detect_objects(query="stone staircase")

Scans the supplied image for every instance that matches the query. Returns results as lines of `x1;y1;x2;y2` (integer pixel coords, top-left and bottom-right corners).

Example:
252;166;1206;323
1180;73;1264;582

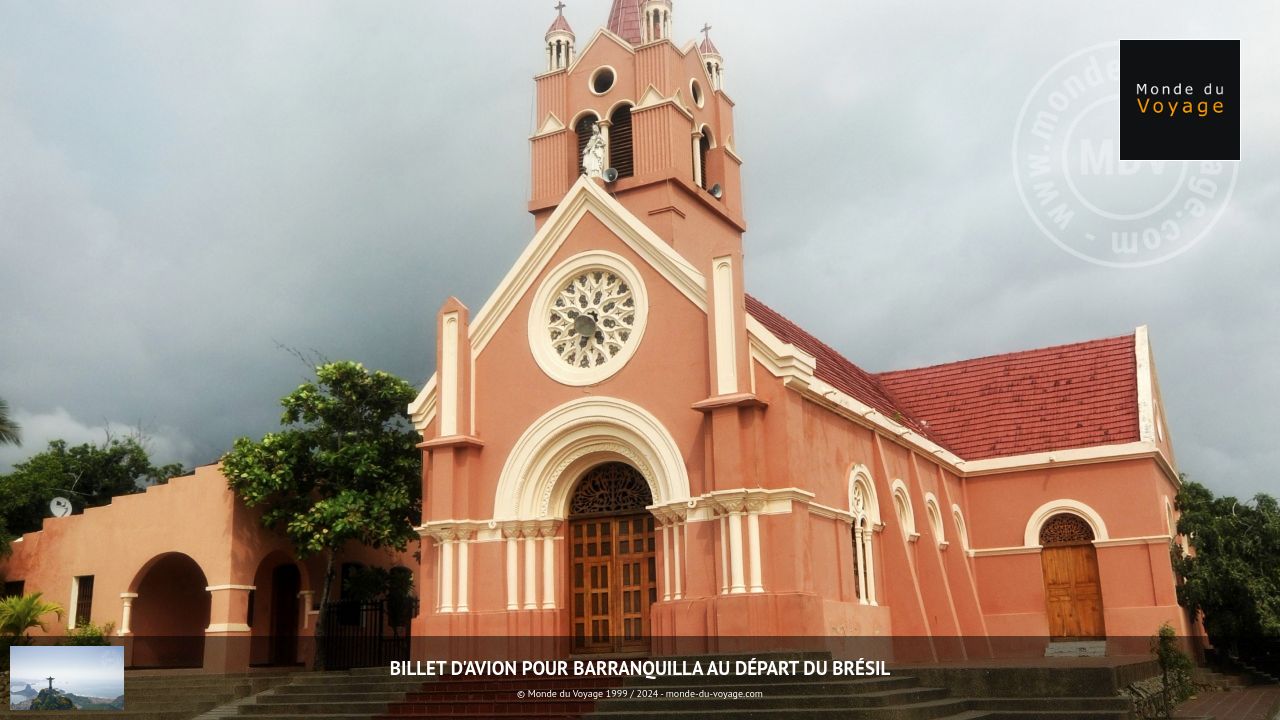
209;667;427;720
14;671;298;720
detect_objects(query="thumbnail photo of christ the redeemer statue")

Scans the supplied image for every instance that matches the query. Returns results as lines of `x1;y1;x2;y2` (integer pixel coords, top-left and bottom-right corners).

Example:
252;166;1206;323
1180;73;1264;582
8;646;125;711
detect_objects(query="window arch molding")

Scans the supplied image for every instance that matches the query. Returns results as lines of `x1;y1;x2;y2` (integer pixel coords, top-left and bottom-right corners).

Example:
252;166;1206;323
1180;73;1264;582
847;464;880;606
847;464;881;527
924;492;947;548
951;504;971;553
890;479;918;541
1023;499;1109;547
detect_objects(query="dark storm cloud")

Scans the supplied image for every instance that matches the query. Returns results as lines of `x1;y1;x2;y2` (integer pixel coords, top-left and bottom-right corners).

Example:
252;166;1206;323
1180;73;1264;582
1;0;1276;497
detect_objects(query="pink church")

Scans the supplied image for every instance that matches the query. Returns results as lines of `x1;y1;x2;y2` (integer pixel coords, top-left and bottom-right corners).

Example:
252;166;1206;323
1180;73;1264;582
408;0;1191;659
0;0;1193;671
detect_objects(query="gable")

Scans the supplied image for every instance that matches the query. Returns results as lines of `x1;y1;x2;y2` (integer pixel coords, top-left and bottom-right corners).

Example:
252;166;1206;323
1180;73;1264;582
409;176;707;428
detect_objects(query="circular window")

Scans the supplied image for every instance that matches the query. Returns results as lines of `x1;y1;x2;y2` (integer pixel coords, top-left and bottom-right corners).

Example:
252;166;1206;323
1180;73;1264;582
528;251;648;386
590;66;616;95
690;79;704;108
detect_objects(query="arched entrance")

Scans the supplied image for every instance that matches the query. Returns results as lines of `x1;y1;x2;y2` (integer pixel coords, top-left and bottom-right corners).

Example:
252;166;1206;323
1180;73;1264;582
249;553;304;667
567;462;657;654
129;553;211;668
1039;513;1106;640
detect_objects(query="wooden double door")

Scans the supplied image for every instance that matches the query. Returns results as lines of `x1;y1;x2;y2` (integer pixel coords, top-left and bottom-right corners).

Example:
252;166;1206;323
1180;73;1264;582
569;513;657;654
1041;542;1106;640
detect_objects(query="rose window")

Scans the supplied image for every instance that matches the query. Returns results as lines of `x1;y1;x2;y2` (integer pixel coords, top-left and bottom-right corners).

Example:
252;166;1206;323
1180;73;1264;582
547;269;636;369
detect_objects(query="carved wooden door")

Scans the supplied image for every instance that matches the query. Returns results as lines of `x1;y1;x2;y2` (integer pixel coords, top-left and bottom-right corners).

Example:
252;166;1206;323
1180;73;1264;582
1040;514;1106;640
567;462;656;654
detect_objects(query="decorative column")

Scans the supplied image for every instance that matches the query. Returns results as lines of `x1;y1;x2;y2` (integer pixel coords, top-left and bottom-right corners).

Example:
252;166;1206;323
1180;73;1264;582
671;508;686;600
718;506;730;594
438;530;456;613
746;497;764;593
852;522;867;604
522;523;538;610
118;593;138;636
456;530;473;613
540;521;559;610
297;590;315;629
504;524;520;610
725;498;746;594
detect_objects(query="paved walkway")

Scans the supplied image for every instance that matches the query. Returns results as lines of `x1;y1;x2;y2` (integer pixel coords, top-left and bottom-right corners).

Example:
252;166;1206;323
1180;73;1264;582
1175;686;1280;720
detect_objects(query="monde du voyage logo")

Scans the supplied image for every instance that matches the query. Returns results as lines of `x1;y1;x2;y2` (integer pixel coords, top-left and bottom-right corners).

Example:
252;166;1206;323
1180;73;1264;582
1121;40;1240;161
1013;40;1240;268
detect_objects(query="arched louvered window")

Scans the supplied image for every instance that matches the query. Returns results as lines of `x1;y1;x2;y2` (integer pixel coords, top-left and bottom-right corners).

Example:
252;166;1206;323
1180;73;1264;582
697;128;712;190
609;105;634;179
850;473;878;605
574;113;599;176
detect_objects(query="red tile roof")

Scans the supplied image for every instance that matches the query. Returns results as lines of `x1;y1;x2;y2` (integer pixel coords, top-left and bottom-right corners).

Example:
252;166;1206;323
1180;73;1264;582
698;35;720;56
878;335;1139;460
546;9;574;37
745;294;1141;461
606;0;643;44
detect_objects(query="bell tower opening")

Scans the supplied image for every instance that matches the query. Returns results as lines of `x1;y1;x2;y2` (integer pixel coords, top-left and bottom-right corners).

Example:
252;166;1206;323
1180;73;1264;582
567;462;657;654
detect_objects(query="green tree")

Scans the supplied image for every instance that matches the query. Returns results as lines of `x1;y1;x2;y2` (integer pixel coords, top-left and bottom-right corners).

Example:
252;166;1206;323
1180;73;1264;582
1173;479;1280;653
221;361;420;669
0;433;185;548
0;397;19;446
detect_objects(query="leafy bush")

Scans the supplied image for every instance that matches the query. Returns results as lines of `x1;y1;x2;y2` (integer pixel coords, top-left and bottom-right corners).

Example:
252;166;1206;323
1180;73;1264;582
64;621;116;646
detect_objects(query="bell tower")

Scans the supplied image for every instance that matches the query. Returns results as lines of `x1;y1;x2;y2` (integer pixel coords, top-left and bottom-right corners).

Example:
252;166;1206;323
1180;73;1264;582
528;0;745;270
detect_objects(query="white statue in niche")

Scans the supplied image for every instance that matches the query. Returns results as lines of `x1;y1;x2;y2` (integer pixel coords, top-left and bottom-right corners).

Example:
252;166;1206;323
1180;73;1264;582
582;122;606;178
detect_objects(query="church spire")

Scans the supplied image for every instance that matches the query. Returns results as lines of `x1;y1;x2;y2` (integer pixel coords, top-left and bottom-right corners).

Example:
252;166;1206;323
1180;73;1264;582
698;23;724;90
606;0;643;45
544;2;576;72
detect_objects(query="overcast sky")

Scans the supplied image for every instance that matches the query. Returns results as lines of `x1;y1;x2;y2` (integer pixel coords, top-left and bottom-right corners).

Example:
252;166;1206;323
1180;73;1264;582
1;1;1276;500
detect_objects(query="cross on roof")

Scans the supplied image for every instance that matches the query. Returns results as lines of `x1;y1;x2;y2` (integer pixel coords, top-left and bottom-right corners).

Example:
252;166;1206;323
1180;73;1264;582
555;2;566;14
701;23;712;38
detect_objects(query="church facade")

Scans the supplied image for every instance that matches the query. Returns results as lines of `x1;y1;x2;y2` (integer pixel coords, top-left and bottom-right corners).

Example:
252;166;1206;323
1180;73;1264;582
408;0;1191;660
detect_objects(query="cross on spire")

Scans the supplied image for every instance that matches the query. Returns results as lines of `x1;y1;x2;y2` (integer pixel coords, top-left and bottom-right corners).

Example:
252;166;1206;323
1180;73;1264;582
701;23;712;39
555;1;566;14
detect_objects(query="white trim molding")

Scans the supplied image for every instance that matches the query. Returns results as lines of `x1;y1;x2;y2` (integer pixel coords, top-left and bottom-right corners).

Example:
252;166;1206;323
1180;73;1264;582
1135;325;1156;443
951;504;971;552
924;492;946;548
711;255;739;396
890;480;919;542
493;396;692;521
205;584;255;592
1023;499;1110;547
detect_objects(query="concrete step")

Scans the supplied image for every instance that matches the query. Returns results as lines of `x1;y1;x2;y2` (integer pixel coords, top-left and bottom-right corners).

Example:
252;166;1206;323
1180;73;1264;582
272;680;426;694
21;712;197;720
255;692;407;704
120;700;227;714
584;699;976;719
126;687;249;699
240;701;395;715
